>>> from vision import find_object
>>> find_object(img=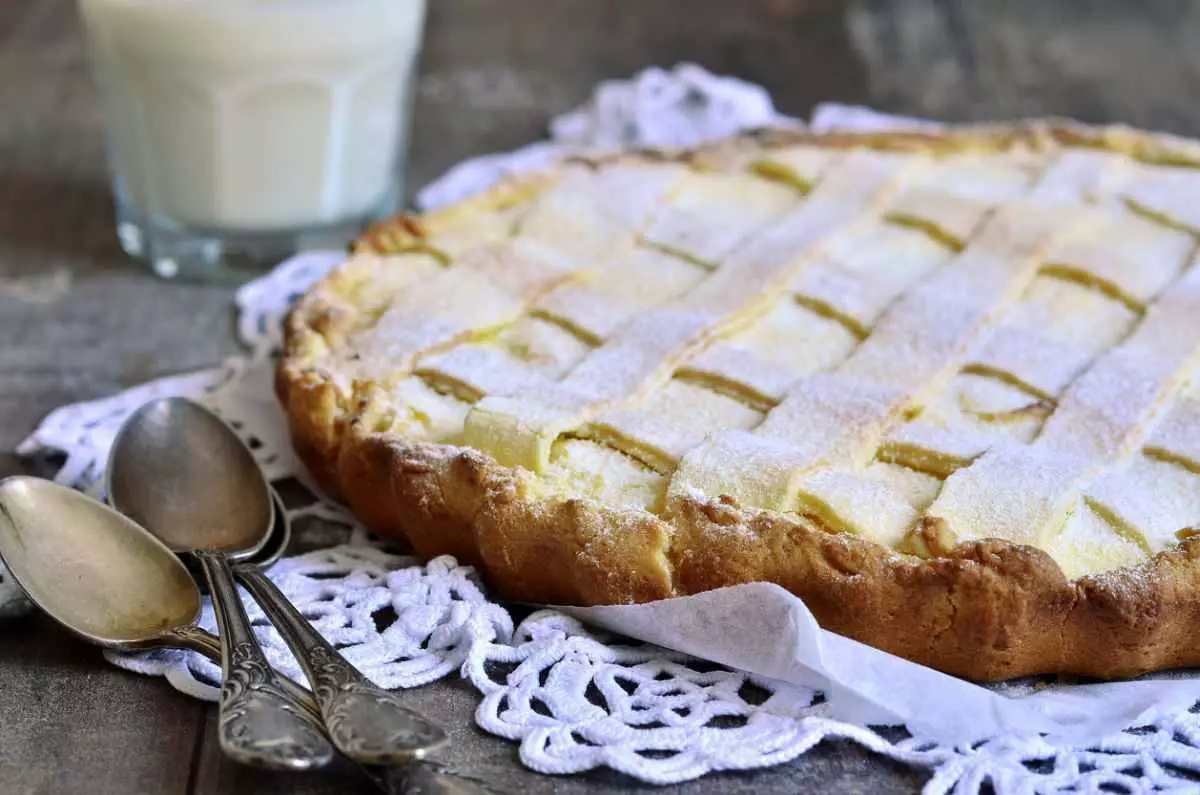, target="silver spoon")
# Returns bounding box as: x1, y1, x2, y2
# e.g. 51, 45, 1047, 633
0, 478, 485, 794
0, 477, 312, 704
0, 476, 210, 654
184, 487, 292, 590
107, 399, 333, 771
109, 398, 447, 766
249, 489, 292, 568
